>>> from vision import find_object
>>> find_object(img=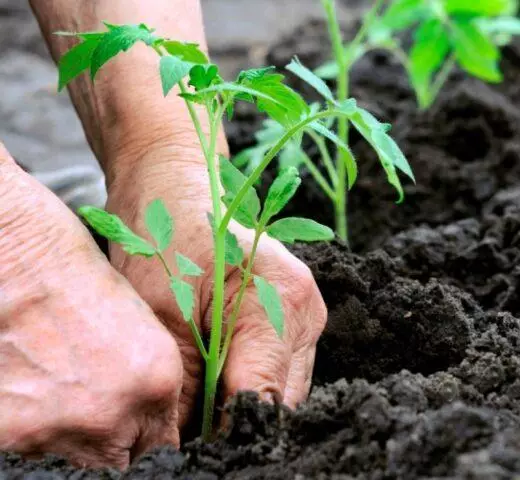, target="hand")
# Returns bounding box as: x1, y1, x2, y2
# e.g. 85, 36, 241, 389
106, 145, 327, 430
0, 144, 183, 468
